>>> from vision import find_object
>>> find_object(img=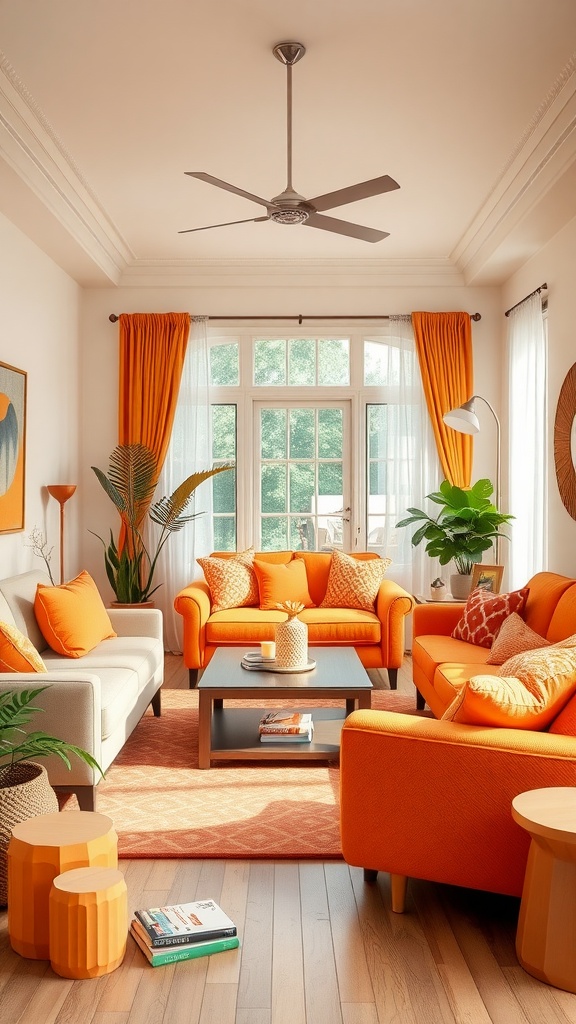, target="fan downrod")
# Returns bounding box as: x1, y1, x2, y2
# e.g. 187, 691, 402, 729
272, 41, 306, 66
